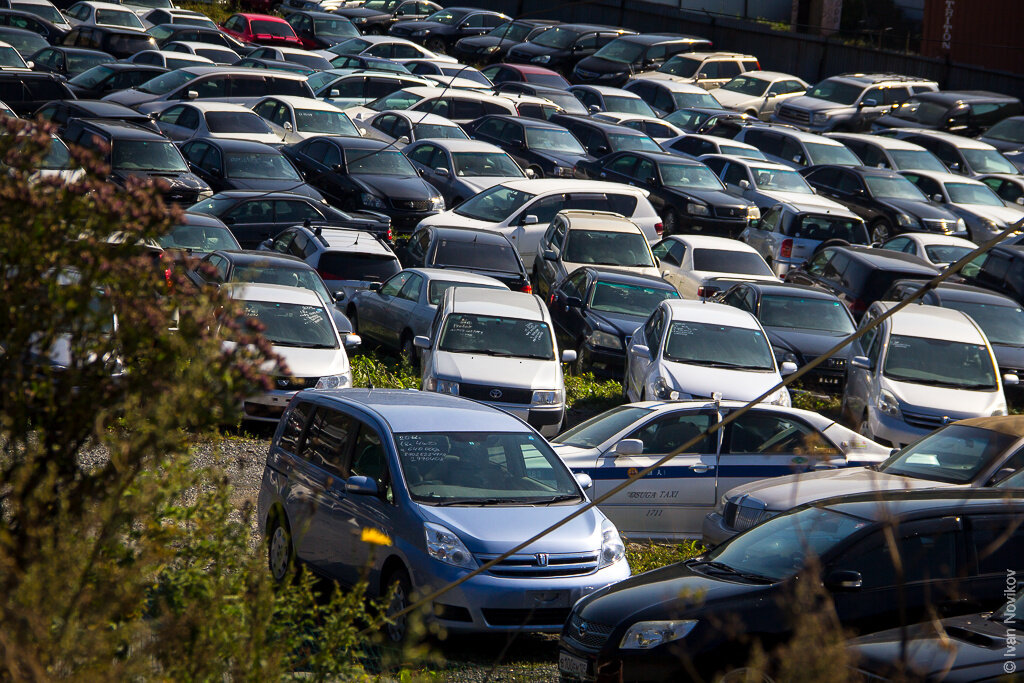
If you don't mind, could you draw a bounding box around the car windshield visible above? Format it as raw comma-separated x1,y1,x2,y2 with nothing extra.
327,37,370,55
345,148,415,176
554,405,655,448
671,92,722,110
313,18,357,38
530,26,578,49
70,63,116,86
608,132,660,152
486,21,531,42
111,140,187,172
131,0,171,7
146,25,173,41
721,75,769,96
751,166,811,193
663,321,774,370
189,195,237,215
12,2,63,23
880,424,1017,483
705,506,870,581
592,39,644,64
413,122,468,139
658,55,701,78
434,239,519,272
758,295,854,333
788,213,868,243
563,229,653,267
963,148,1018,175
232,300,337,348
660,163,724,189
944,301,1024,346
589,281,678,316
205,112,273,134
0,45,25,68
424,8,466,25
984,117,1024,145
294,109,359,135
603,95,655,117
438,313,554,359
805,80,861,105
96,9,144,29
396,431,581,505
251,20,293,37
225,152,300,180
888,149,946,172
693,248,773,275
427,279,504,305
721,144,765,159
805,142,861,166
1,30,46,56
137,69,196,95
37,136,73,170
68,52,112,74
947,181,1005,206
525,127,585,154
883,333,997,390
361,0,396,9
891,98,949,125
454,185,535,222
865,175,926,200
367,89,423,112
924,244,973,264
231,265,332,302
159,222,238,252
451,151,523,177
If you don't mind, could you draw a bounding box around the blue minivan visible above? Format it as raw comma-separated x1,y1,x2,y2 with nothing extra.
257,389,630,639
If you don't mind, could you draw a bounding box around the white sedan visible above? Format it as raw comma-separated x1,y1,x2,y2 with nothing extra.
551,399,890,540
652,234,779,299
879,232,977,269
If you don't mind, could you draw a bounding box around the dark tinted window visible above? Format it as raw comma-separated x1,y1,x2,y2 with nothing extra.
279,400,312,452
971,516,1024,575
432,238,519,273
317,252,400,282
302,408,355,477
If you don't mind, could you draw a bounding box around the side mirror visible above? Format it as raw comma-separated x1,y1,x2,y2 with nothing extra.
398,135,409,144
330,89,340,97
413,335,431,349
850,355,872,370
860,98,878,108
260,238,273,249
574,472,593,490
949,161,960,171
434,166,449,177
1016,197,1024,206
333,164,345,173
780,361,798,376
614,438,644,457
566,296,583,308
185,89,198,100
222,216,235,225
992,467,1017,484
510,138,525,148
369,282,381,292
595,145,610,156
283,121,293,132
931,193,944,203
561,349,577,363
1004,373,1020,386
632,344,650,359
824,569,863,592
346,475,379,496
333,289,346,301
525,167,536,178
588,104,601,114
738,179,750,190
521,214,539,225
343,333,361,348
542,248,557,260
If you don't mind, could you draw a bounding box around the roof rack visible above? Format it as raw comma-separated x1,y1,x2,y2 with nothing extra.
833,73,934,83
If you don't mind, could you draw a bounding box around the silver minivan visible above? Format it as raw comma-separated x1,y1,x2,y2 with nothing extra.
257,389,630,638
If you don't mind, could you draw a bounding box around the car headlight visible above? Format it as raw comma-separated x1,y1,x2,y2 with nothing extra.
955,217,966,232
412,29,428,36
598,521,625,568
197,189,213,201
895,213,919,228
352,16,367,23
429,195,444,210
981,217,1002,233
435,379,459,395
812,112,831,125
424,522,477,569
769,388,791,407
653,376,679,401
483,45,500,53
687,203,710,216
589,330,622,349
746,205,760,220
361,192,386,209
314,372,352,390
531,54,551,64
556,166,575,177
877,389,900,418
773,348,798,365
620,620,698,650
531,389,563,405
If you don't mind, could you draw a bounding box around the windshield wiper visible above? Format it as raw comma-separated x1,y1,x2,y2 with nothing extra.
432,497,523,506
888,376,988,389
694,560,773,583
447,349,514,357
678,359,770,370
274,341,336,349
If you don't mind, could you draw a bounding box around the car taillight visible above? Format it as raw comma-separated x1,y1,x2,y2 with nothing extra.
386,227,393,241
755,61,761,69
654,221,664,235
317,268,340,281
780,239,793,258
521,283,532,294
549,293,556,305
164,267,173,289
697,286,707,298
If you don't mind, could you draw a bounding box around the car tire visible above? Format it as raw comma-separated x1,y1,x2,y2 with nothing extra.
400,332,417,368
574,341,587,375
348,307,359,333
814,238,850,254
267,511,298,584
870,219,894,243
527,165,543,179
662,207,680,235
744,109,758,118
382,567,413,643
424,37,446,54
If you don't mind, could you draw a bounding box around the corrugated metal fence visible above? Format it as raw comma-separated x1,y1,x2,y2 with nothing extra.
465,0,1024,100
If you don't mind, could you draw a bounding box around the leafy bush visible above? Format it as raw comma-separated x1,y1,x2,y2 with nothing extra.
565,372,623,411
625,540,704,575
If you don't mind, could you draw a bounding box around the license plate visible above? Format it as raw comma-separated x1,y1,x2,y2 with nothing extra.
558,651,591,679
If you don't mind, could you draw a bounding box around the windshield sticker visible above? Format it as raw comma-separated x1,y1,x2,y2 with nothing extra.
396,434,447,462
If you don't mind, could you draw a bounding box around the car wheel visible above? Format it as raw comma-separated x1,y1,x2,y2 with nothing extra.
744,109,758,118
662,207,680,235
871,219,893,243
528,165,543,179
267,512,297,583
400,332,417,368
424,37,446,54
348,307,359,333
382,567,412,643
814,238,850,254
573,342,587,375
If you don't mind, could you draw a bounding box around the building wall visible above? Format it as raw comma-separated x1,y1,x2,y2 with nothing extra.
921,0,1024,74
643,0,792,22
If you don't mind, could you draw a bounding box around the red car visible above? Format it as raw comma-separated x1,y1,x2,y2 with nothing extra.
481,63,570,90
219,13,303,47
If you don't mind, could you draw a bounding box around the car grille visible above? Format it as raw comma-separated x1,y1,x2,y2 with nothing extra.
922,218,956,233
163,190,200,206
482,607,571,626
902,408,951,430
724,498,768,531
507,49,528,62
392,199,431,211
476,551,600,578
458,383,533,404
564,613,614,650
390,26,412,37
714,206,746,219
273,376,319,390
776,105,810,125
574,68,599,79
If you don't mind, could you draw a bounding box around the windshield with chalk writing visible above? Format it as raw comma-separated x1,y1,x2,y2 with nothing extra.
437,313,555,360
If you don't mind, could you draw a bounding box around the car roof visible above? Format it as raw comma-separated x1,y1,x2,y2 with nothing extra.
169,41,238,51
632,78,707,93
498,178,649,196
200,138,282,152
913,90,1020,104
890,278,1019,306
675,51,756,60
872,302,983,342
59,99,141,116
378,110,456,125
896,129,999,149
740,281,842,300
627,150,705,165
171,65,305,79
177,101,257,113
577,266,675,289
898,169,988,186
448,287,544,318
317,228,393,254
233,12,287,21
208,190,317,201
423,225,510,245
615,33,706,45
543,23,628,32
573,84,643,96
73,117,164,139
216,249,310,267
833,244,939,271
735,70,797,80
258,95,342,111
223,281,322,304
954,415,1024,437
145,49,212,62
180,211,228,228
817,489,1024,522
664,299,760,327
764,127,848,144
825,133,929,152
668,234,760,252
703,154,795,171
411,267,508,286
551,114,649,135
410,138,504,153
482,114,566,129
306,388,532,434
561,210,642,232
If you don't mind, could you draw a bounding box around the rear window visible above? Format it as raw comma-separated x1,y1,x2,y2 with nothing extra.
863,269,926,302
205,111,273,134
427,279,504,305
432,239,519,273
692,249,772,276
109,34,157,54
318,252,400,282
267,75,312,97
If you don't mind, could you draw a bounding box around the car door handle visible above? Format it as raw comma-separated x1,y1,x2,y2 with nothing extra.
690,464,715,473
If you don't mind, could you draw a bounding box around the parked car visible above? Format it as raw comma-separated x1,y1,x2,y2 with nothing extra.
335,0,440,36
877,128,1021,177
245,45,332,70
704,416,1024,546
388,6,509,54
343,85,524,126
180,138,321,201
590,112,684,143
979,173,1024,205
733,125,861,169
664,106,755,135
0,24,47,59
404,58,492,89
157,211,240,260
34,97,155,132
492,81,588,115
568,489,1024,682
0,70,72,115
553,399,887,539
700,154,840,212
452,17,553,65
978,114,1024,164
151,101,281,144
784,244,939,319
257,388,630,637
139,8,215,30
162,40,239,65
364,109,468,143
283,10,358,49
62,24,157,58
251,95,362,143
403,138,526,207
480,61,566,89
959,243,1024,306
10,0,68,32
567,84,656,117
505,23,632,73
29,45,110,78
879,232,975,268
466,114,590,180
662,133,766,160
415,287,575,436
871,90,1022,136
707,70,807,118
64,0,143,30
898,169,1024,242
631,51,760,90
548,267,679,378
651,234,778,299
319,34,456,63
308,69,431,110
102,66,313,108
127,48,212,69
622,78,721,117
570,33,712,88
548,113,661,159
623,299,793,404
396,225,531,292
146,23,248,53
825,132,948,172
219,12,301,47
65,60,164,98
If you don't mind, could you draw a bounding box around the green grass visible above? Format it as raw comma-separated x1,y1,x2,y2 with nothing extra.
625,540,704,575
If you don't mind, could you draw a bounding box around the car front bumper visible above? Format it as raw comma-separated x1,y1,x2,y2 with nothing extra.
487,401,565,436
701,511,736,548
867,408,930,449
243,388,303,422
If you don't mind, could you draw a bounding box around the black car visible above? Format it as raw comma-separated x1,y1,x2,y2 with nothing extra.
29,46,112,79
665,107,758,137
576,150,756,236
0,8,64,44
65,62,167,99
504,23,633,75
0,71,73,116
62,118,211,207
180,139,323,203
62,25,158,59
548,266,678,378
158,211,241,261
872,90,1023,136
189,190,391,249
334,0,440,36
283,135,443,232
548,113,663,159
980,173,1024,204
784,244,939,320
467,114,591,179
716,281,856,391
959,243,1024,307
388,6,508,54
800,164,965,242
559,490,1024,683
570,33,712,87
493,82,588,115
146,24,249,54
978,115,1024,162
34,99,157,132
398,225,530,292
452,18,555,65
0,24,47,58
284,10,360,48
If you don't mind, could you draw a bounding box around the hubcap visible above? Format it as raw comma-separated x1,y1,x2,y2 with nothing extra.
872,224,890,242
269,526,289,581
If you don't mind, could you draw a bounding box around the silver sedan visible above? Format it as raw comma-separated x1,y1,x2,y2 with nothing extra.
403,138,528,207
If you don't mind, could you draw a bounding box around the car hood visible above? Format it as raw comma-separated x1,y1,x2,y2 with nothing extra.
418,503,604,555
452,175,520,196
270,344,348,377
508,42,561,58
458,34,515,48
765,326,854,361
667,186,749,209
661,361,781,402
434,351,559,389
952,201,1024,225
419,210,492,230
112,169,208,192
709,88,757,108
886,378,1002,415
392,19,447,32
777,95,853,114
758,189,843,210
335,7,386,17
532,149,590,167
878,197,958,221
589,310,645,338
573,55,631,75
101,88,158,107
562,261,659,282
872,113,937,130
726,466,963,511
550,442,602,466
227,178,321,199
353,173,436,200
992,341,1024,371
